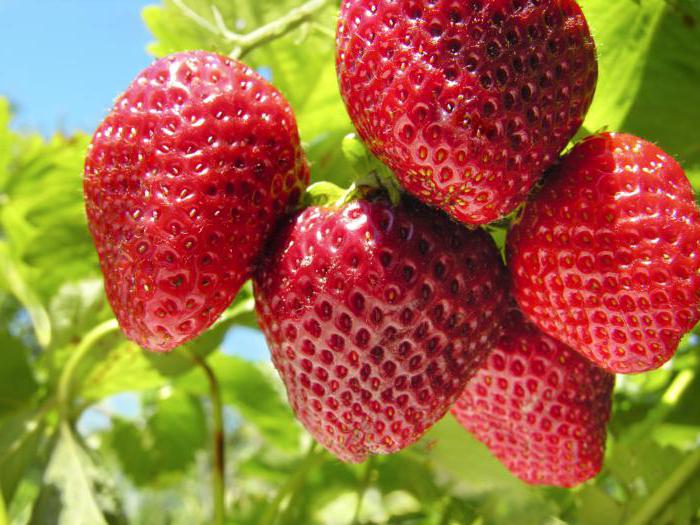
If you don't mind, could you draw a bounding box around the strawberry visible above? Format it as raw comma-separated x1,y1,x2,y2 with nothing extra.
254,196,508,462
336,0,597,225
84,51,309,352
508,133,700,374
452,305,614,488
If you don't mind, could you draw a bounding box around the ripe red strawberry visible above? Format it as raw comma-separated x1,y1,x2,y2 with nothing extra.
452,305,613,488
336,0,597,225
84,51,309,352
508,133,700,374
254,196,508,462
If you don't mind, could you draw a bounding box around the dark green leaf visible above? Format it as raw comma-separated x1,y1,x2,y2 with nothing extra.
0,331,38,416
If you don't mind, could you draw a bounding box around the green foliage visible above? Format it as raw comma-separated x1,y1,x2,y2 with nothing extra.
0,409,44,504
108,392,206,486
29,424,125,525
0,0,699,523
579,0,700,185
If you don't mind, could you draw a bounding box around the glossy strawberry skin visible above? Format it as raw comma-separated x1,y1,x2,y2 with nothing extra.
84,51,309,352
452,305,614,488
508,133,700,374
336,0,597,225
254,197,508,462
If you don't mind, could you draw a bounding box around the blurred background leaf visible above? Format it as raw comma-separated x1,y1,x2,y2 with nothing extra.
0,0,698,523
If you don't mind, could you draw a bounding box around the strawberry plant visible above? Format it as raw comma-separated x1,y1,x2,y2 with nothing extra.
1,1,700,524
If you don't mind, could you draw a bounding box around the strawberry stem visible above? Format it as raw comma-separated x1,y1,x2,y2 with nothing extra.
626,447,700,525
260,441,320,525
172,0,331,59
57,319,120,422
621,370,695,445
192,354,226,525
351,456,375,525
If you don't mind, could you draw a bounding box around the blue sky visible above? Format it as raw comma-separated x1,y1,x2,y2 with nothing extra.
0,0,269,361
0,0,154,135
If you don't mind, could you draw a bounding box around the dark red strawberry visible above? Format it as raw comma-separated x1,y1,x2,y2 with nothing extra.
508,133,700,374
336,0,597,225
254,196,508,462
84,51,309,352
452,305,613,488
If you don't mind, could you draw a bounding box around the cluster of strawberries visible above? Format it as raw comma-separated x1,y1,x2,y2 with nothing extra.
84,0,700,487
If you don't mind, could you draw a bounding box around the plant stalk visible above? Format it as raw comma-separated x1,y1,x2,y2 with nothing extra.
623,369,695,444
260,442,320,525
351,457,375,525
193,354,226,525
57,319,120,422
233,0,330,58
626,447,700,525
173,0,331,59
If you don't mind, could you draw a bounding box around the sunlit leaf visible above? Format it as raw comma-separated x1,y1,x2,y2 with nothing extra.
0,409,44,504
29,424,125,525
107,392,206,486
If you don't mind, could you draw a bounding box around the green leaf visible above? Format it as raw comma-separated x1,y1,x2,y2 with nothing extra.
108,391,206,486
581,0,666,132
581,0,700,173
576,485,624,525
605,440,700,525
178,354,301,452
29,424,120,525
0,130,98,309
48,279,112,351
0,242,51,348
0,330,38,417
77,341,170,403
0,490,7,525
341,133,376,178
300,181,349,208
420,416,523,492
0,409,44,504
0,98,11,189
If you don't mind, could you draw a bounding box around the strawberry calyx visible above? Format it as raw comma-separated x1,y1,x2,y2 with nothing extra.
299,134,404,210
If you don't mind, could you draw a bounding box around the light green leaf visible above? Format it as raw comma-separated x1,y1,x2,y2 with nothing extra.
50,283,257,406
0,490,7,525
301,181,349,208
77,341,170,403
0,242,50,348
581,0,666,132
0,98,11,190
580,0,700,173
0,130,97,308
420,416,523,492
0,409,44,504
108,391,206,486
29,424,110,525
48,279,112,351
576,485,624,525
621,5,700,171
